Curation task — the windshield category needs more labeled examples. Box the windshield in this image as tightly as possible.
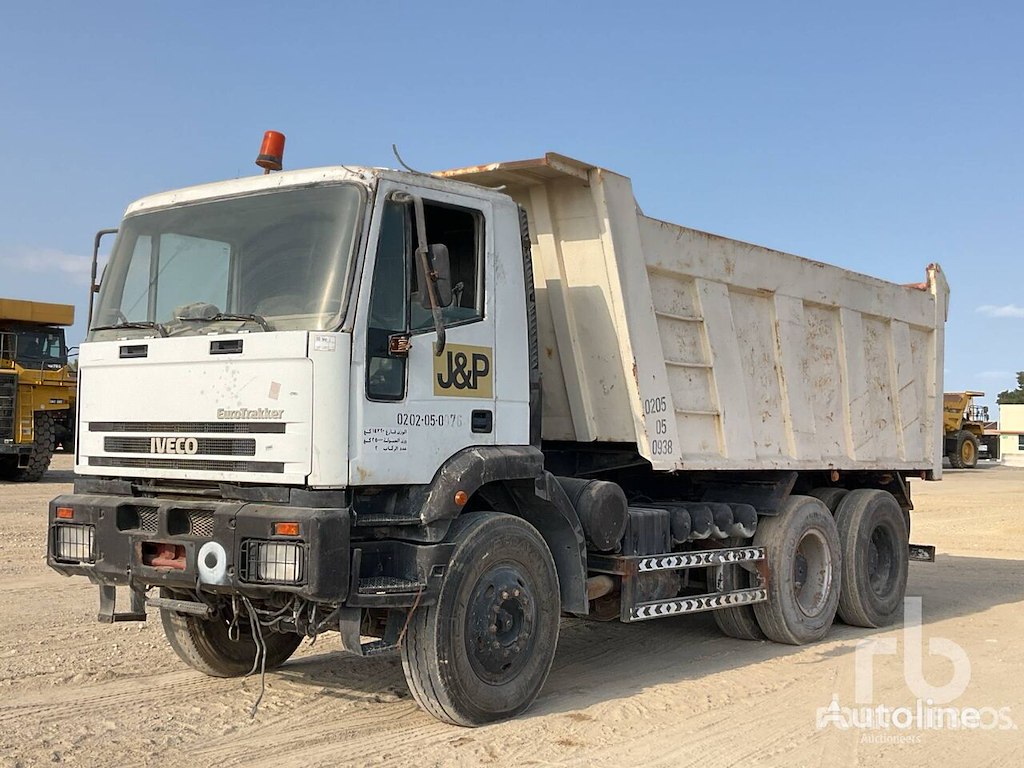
[91,183,363,339]
[8,329,67,369]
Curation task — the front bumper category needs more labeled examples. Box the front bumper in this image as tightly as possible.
[46,494,350,602]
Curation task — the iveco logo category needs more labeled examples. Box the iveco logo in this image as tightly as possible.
[150,437,199,455]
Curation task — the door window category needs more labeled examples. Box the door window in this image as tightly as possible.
[410,202,484,332]
[365,201,409,400]
[365,195,486,401]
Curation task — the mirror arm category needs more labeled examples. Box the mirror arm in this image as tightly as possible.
[88,228,118,330]
[410,195,446,356]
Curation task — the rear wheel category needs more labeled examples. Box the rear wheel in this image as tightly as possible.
[834,490,909,628]
[401,512,560,726]
[711,538,764,641]
[752,495,841,645]
[949,430,979,469]
[808,487,848,513]
[160,590,302,677]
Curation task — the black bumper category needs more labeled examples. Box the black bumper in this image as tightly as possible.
[46,494,351,602]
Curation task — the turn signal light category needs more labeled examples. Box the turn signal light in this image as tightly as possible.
[454,491,469,507]
[56,507,74,520]
[273,521,300,537]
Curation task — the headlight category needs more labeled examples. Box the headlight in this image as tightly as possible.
[242,540,305,584]
[53,524,95,563]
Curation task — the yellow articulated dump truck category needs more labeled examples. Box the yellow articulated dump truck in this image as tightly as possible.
[942,391,996,468]
[0,298,77,481]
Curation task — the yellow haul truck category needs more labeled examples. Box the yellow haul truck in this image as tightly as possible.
[942,391,995,468]
[0,298,77,481]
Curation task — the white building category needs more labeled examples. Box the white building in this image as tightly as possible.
[998,403,1024,467]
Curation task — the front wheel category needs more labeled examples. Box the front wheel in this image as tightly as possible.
[949,430,979,469]
[401,512,560,726]
[10,411,56,482]
[160,590,302,677]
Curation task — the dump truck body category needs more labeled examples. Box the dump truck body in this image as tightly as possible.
[441,156,948,477]
[942,390,994,466]
[0,298,76,480]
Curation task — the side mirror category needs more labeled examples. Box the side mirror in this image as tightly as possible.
[416,243,453,309]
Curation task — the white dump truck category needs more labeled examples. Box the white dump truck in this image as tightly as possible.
[47,139,947,726]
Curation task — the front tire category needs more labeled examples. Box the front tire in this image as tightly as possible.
[949,430,979,469]
[160,590,302,677]
[11,411,56,482]
[752,496,841,645]
[834,490,909,628]
[401,512,560,726]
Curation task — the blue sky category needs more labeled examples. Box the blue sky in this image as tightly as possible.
[2,1,1021,411]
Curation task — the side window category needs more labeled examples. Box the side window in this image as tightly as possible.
[410,202,484,332]
[366,201,409,400]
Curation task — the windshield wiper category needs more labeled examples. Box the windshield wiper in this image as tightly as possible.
[176,313,273,331]
[91,321,169,337]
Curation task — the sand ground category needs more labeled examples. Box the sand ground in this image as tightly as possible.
[1,455,1021,767]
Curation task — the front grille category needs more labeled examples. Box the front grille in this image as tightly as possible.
[0,373,16,441]
[89,456,284,473]
[89,421,285,434]
[189,512,215,537]
[103,436,257,456]
[116,504,160,533]
[116,505,217,537]
[167,509,215,537]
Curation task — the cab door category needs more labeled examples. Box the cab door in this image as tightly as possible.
[349,182,496,486]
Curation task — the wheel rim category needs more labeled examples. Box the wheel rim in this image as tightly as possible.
[792,528,833,617]
[867,523,898,597]
[962,440,976,464]
[465,564,537,684]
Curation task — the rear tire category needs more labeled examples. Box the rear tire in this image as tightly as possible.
[12,412,56,482]
[752,496,841,645]
[401,512,560,726]
[834,490,909,628]
[808,487,848,513]
[711,538,765,641]
[160,590,302,677]
[949,430,979,469]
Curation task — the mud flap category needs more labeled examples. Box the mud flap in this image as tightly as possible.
[909,544,936,562]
